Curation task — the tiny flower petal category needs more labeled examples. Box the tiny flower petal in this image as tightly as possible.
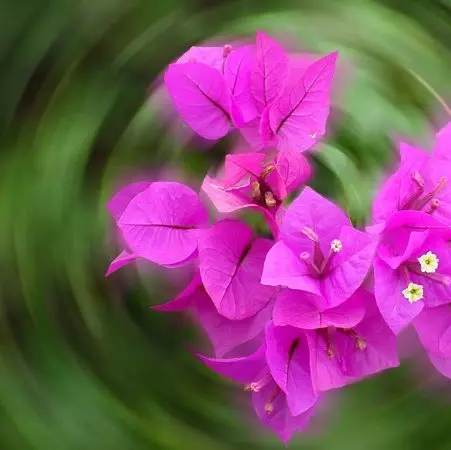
[418,251,439,273]
[330,239,343,253]
[402,282,424,303]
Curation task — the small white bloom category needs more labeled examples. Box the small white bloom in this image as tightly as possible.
[330,239,343,253]
[418,251,439,273]
[402,282,424,303]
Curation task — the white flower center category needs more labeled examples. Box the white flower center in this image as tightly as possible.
[402,282,424,303]
[418,251,439,273]
[330,239,343,253]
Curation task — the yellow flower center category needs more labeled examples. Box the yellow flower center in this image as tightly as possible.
[418,251,439,273]
[402,282,424,303]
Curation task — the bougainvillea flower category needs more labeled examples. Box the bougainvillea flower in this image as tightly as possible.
[165,31,338,151]
[272,288,365,330]
[154,273,275,357]
[264,323,318,415]
[305,289,399,392]
[116,182,208,267]
[239,32,337,152]
[413,305,451,378]
[262,187,377,308]
[164,62,234,140]
[202,150,311,235]
[374,230,451,334]
[198,219,275,320]
[372,141,451,225]
[367,209,450,269]
[261,51,338,153]
[199,329,318,443]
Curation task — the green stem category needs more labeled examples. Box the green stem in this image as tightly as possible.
[407,68,451,117]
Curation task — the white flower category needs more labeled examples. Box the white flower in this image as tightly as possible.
[330,239,343,253]
[402,282,424,303]
[418,251,439,273]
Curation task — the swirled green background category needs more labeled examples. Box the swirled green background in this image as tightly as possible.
[2,0,451,448]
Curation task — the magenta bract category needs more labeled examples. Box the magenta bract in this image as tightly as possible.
[306,290,399,392]
[273,289,365,330]
[202,150,311,236]
[199,337,318,444]
[268,52,338,153]
[372,140,451,225]
[198,220,276,320]
[374,227,451,334]
[117,182,208,266]
[262,187,377,308]
[164,31,338,152]
[164,62,232,140]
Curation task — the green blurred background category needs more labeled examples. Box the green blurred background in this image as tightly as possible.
[2,0,451,448]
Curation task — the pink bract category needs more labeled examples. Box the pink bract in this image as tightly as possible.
[268,52,338,153]
[265,322,318,416]
[372,140,451,225]
[273,289,365,330]
[413,305,451,362]
[251,31,289,114]
[164,62,232,140]
[118,182,208,266]
[199,338,318,443]
[225,45,259,123]
[164,31,338,152]
[306,290,399,392]
[202,150,311,237]
[198,220,276,320]
[262,187,377,308]
[374,231,451,334]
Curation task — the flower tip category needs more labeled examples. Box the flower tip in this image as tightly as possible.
[264,402,274,415]
[223,44,232,58]
[329,51,339,62]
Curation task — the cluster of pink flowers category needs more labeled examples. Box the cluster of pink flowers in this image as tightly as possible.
[106,31,451,444]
